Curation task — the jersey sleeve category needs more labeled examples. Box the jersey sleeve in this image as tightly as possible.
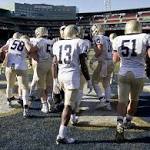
[78,39,89,54]
[146,34,150,49]
[112,37,119,52]
[52,42,58,56]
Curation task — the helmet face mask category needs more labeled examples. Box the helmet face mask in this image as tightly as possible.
[91,23,105,36]
[35,27,48,38]
[64,25,79,40]
[125,20,142,35]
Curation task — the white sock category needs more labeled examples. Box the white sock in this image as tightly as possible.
[71,114,76,120]
[58,125,67,138]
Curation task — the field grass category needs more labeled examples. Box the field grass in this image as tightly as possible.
[0,49,150,150]
[0,108,150,150]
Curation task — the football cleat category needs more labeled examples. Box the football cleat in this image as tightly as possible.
[70,116,79,126]
[96,97,107,108]
[17,98,23,108]
[23,107,30,118]
[115,123,125,142]
[106,102,112,111]
[56,135,76,144]
[124,121,136,129]
[7,96,16,107]
[41,102,49,113]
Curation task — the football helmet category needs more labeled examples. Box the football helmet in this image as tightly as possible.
[91,23,105,36]
[125,20,142,35]
[63,24,79,40]
[109,33,117,42]
[13,32,22,39]
[59,25,66,39]
[20,35,30,41]
[35,27,48,38]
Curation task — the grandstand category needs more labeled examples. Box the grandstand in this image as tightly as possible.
[77,7,150,36]
[0,6,149,42]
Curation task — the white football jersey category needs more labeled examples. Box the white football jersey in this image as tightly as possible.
[83,39,91,53]
[113,33,150,78]
[53,38,88,89]
[6,38,13,45]
[92,35,113,60]
[33,38,54,62]
[7,38,28,70]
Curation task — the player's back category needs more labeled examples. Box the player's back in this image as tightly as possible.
[53,38,86,75]
[113,33,149,77]
[114,33,148,68]
[7,38,28,70]
[35,38,53,62]
[93,34,113,60]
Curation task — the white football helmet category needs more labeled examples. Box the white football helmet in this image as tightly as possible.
[125,20,142,35]
[13,32,22,39]
[35,27,48,38]
[91,23,105,36]
[63,24,79,40]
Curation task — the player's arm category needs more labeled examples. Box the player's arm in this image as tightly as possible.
[52,55,58,79]
[94,43,103,58]
[113,50,120,63]
[0,44,9,53]
[79,53,90,80]
[52,55,60,94]
[147,47,150,58]
[80,53,93,93]
[24,40,38,53]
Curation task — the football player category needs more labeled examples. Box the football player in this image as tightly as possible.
[4,34,36,117]
[31,27,54,113]
[113,20,150,142]
[29,36,40,101]
[90,23,114,110]
[51,25,66,113]
[52,24,92,144]
[72,26,91,116]
[0,32,24,106]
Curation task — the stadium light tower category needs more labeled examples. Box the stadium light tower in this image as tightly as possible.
[104,0,111,11]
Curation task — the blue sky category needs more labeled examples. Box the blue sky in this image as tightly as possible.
[0,0,150,12]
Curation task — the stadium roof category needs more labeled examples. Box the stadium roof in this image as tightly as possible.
[77,7,150,16]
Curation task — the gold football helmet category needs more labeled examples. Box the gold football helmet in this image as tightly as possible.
[20,35,30,41]
[125,20,142,35]
[13,32,22,39]
[109,33,117,42]
[63,24,79,40]
[35,27,48,38]
[91,23,105,36]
